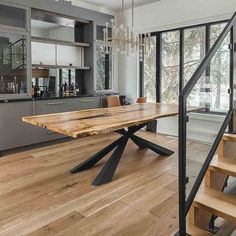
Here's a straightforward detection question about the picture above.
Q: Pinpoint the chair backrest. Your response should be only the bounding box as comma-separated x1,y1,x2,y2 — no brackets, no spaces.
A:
107,95,121,107
136,97,147,104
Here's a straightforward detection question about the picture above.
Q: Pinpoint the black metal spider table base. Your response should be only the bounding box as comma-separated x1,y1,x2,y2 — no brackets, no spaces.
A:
70,123,175,186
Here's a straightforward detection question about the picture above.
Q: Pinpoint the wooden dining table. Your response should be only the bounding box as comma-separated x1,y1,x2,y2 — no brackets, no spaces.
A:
22,103,182,186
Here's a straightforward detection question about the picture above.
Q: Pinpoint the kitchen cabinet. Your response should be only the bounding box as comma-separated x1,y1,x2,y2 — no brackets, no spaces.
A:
35,97,101,115
77,97,101,110
0,101,35,150
0,2,29,29
0,2,31,100
0,101,65,151
0,96,101,151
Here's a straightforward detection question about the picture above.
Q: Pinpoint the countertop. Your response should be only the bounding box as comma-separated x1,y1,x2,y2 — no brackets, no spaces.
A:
0,93,119,103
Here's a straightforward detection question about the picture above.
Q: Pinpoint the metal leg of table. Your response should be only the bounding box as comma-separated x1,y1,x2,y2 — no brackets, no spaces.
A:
70,123,175,186
116,126,174,155
70,136,123,174
131,135,175,156
92,137,129,186
116,128,146,150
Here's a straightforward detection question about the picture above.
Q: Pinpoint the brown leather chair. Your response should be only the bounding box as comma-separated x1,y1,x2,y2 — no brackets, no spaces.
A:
107,95,121,107
136,97,147,104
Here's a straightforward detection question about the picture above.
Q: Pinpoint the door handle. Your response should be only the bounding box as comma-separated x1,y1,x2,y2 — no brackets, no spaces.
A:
47,131,55,135
47,102,64,105
80,99,94,103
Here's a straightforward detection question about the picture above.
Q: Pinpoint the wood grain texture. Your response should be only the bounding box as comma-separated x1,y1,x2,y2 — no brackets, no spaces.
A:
22,103,197,138
194,188,236,224
189,135,236,233
186,222,212,236
209,155,236,177
222,133,236,142
0,132,234,235
0,132,179,236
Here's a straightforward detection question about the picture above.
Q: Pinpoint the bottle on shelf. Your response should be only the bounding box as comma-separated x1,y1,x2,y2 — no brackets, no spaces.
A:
75,84,80,95
32,82,35,97
36,83,41,97
14,76,18,94
0,76,4,94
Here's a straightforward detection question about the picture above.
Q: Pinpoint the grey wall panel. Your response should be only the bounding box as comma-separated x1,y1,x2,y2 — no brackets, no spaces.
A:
3,0,113,23
83,22,95,94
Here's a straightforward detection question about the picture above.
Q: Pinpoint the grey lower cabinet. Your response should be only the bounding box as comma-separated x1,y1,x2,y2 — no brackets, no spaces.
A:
0,97,101,151
0,101,37,151
77,97,101,110
35,97,101,115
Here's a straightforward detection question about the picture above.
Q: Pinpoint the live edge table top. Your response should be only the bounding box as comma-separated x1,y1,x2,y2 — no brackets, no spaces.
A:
22,103,191,138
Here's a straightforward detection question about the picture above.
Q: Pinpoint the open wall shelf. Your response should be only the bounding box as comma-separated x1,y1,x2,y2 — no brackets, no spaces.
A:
32,64,90,70
31,36,90,48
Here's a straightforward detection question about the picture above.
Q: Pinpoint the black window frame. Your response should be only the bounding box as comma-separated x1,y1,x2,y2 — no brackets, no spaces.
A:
140,19,232,114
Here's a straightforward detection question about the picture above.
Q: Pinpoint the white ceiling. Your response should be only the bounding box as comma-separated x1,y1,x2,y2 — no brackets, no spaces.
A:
77,0,162,10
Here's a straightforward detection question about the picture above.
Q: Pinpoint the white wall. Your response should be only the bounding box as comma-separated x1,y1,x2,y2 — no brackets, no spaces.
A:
124,0,235,33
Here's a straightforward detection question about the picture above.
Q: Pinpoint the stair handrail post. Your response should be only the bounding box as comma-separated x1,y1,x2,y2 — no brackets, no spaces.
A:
178,93,187,235
178,11,236,235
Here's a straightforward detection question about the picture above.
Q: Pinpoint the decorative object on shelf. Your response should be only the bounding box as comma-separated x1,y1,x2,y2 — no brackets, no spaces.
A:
103,0,153,62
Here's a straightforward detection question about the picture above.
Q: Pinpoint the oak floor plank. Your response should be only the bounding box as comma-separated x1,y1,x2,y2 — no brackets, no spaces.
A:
0,131,179,235
26,211,84,236
54,201,161,236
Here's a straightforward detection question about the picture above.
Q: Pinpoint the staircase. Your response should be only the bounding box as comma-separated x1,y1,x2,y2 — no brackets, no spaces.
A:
177,11,236,235
187,134,236,235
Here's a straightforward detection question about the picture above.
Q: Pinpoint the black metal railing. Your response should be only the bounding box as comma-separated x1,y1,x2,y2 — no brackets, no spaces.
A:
178,12,236,235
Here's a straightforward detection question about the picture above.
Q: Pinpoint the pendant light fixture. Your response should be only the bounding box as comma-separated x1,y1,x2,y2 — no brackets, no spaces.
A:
103,0,153,62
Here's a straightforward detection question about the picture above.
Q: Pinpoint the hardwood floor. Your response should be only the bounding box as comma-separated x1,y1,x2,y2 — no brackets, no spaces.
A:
1,130,223,236
0,131,179,236
1,131,235,236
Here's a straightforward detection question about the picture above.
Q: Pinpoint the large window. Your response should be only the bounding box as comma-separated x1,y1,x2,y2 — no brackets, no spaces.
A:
161,31,180,104
184,27,205,84
210,23,230,112
141,21,231,112
184,27,205,107
144,36,156,102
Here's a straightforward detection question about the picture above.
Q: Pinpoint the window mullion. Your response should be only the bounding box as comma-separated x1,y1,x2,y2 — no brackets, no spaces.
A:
205,24,211,79
179,29,184,93
156,32,162,102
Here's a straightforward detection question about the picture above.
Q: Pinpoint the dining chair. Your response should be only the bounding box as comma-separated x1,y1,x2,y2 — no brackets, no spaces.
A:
136,96,157,132
136,97,147,104
107,95,121,107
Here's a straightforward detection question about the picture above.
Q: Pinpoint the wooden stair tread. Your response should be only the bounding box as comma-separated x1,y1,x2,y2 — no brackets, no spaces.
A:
187,223,212,236
223,133,236,142
194,188,236,224
210,156,236,177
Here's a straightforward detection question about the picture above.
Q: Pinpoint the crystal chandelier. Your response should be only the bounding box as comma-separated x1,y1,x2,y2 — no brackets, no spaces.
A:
103,0,153,62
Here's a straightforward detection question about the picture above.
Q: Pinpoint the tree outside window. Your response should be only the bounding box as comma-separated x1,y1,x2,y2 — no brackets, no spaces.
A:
144,36,156,102
161,31,180,104
142,22,230,112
